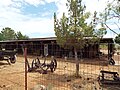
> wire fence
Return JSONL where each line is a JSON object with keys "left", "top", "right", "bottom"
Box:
{"left": 0, "top": 43, "right": 120, "bottom": 90}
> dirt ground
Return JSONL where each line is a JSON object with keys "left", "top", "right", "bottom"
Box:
{"left": 0, "top": 55, "right": 120, "bottom": 90}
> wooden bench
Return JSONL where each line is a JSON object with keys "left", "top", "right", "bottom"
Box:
{"left": 100, "top": 70, "right": 119, "bottom": 80}
{"left": 98, "top": 70, "right": 120, "bottom": 85}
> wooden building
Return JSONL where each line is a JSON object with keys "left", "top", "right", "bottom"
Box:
{"left": 0, "top": 37, "right": 114, "bottom": 58}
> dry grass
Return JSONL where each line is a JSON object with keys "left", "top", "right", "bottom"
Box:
{"left": 0, "top": 55, "right": 120, "bottom": 90}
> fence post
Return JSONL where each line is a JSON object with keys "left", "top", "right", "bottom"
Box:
{"left": 24, "top": 48, "right": 27, "bottom": 90}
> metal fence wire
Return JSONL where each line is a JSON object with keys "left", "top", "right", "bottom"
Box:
{"left": 0, "top": 43, "right": 120, "bottom": 90}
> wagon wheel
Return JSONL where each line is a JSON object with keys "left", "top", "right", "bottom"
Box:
{"left": 40, "top": 63, "right": 49, "bottom": 72}
{"left": 10, "top": 55, "right": 17, "bottom": 64}
{"left": 31, "top": 58, "right": 41, "bottom": 69}
{"left": 40, "top": 61, "right": 57, "bottom": 73}
{"left": 109, "top": 58, "right": 115, "bottom": 65}
{"left": 26, "top": 59, "right": 33, "bottom": 72}
{"left": 50, "top": 59, "right": 57, "bottom": 72}
{"left": 35, "top": 58, "right": 41, "bottom": 66}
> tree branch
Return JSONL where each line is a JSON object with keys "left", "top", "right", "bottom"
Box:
{"left": 104, "top": 23, "right": 119, "bottom": 35}
{"left": 114, "top": 22, "right": 120, "bottom": 31}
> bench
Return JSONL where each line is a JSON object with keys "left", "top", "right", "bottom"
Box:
{"left": 98, "top": 70, "right": 120, "bottom": 85}
{"left": 100, "top": 70, "right": 119, "bottom": 80}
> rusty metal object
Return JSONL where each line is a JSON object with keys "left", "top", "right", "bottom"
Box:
{"left": 26, "top": 57, "right": 57, "bottom": 74}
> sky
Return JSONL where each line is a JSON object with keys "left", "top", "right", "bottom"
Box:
{"left": 0, "top": 0, "right": 119, "bottom": 38}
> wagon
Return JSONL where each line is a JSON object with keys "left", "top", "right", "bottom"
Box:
{"left": 0, "top": 50, "right": 17, "bottom": 64}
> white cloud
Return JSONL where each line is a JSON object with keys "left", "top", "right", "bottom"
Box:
{"left": 0, "top": 0, "right": 118, "bottom": 38}
{"left": 0, "top": 0, "right": 54, "bottom": 37}
{"left": 55, "top": 0, "right": 68, "bottom": 18}
{"left": 0, "top": 0, "right": 66, "bottom": 38}
{"left": 0, "top": 13, "right": 54, "bottom": 36}
{"left": 83, "top": 0, "right": 105, "bottom": 13}
{"left": 0, "top": 0, "right": 13, "bottom": 6}
{"left": 44, "top": 0, "right": 56, "bottom": 3}
{"left": 24, "top": 0, "right": 45, "bottom": 6}
{"left": 44, "top": 0, "right": 68, "bottom": 18}
{"left": 19, "top": 18, "right": 54, "bottom": 33}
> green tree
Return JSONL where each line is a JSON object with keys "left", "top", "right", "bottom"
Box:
{"left": 100, "top": 0, "right": 120, "bottom": 44}
{"left": 1, "top": 27, "right": 16, "bottom": 40}
{"left": 54, "top": 0, "right": 106, "bottom": 76}
{"left": 106, "top": 0, "right": 120, "bottom": 19}
{"left": 0, "top": 27, "right": 29, "bottom": 41}
{"left": 99, "top": 0, "right": 119, "bottom": 21}
{"left": 16, "top": 31, "right": 29, "bottom": 40}
{"left": 109, "top": 0, "right": 120, "bottom": 44}
{"left": 0, "top": 33, "right": 4, "bottom": 41}
{"left": 115, "top": 34, "right": 120, "bottom": 44}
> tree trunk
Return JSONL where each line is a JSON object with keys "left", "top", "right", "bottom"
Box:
{"left": 74, "top": 48, "right": 79, "bottom": 77}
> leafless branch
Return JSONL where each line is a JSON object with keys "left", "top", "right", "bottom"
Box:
{"left": 104, "top": 23, "right": 119, "bottom": 35}
{"left": 114, "top": 22, "right": 120, "bottom": 31}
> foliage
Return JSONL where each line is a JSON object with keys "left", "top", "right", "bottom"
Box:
{"left": 0, "top": 27, "right": 29, "bottom": 41}
{"left": 1, "top": 27, "right": 17, "bottom": 40}
{"left": 99, "top": 0, "right": 120, "bottom": 44}
{"left": 16, "top": 31, "right": 29, "bottom": 40}
{"left": 99, "top": 0, "right": 120, "bottom": 22}
{"left": 54, "top": 0, "right": 107, "bottom": 50}
{"left": 54, "top": 0, "right": 106, "bottom": 76}
{"left": 54, "top": 0, "right": 106, "bottom": 50}
{"left": 99, "top": 0, "right": 120, "bottom": 37}
{"left": 115, "top": 34, "right": 120, "bottom": 44}
{"left": 0, "top": 33, "right": 4, "bottom": 41}
{"left": 100, "top": 44, "right": 108, "bottom": 50}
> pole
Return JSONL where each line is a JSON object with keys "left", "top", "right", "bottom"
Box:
{"left": 24, "top": 48, "right": 27, "bottom": 90}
